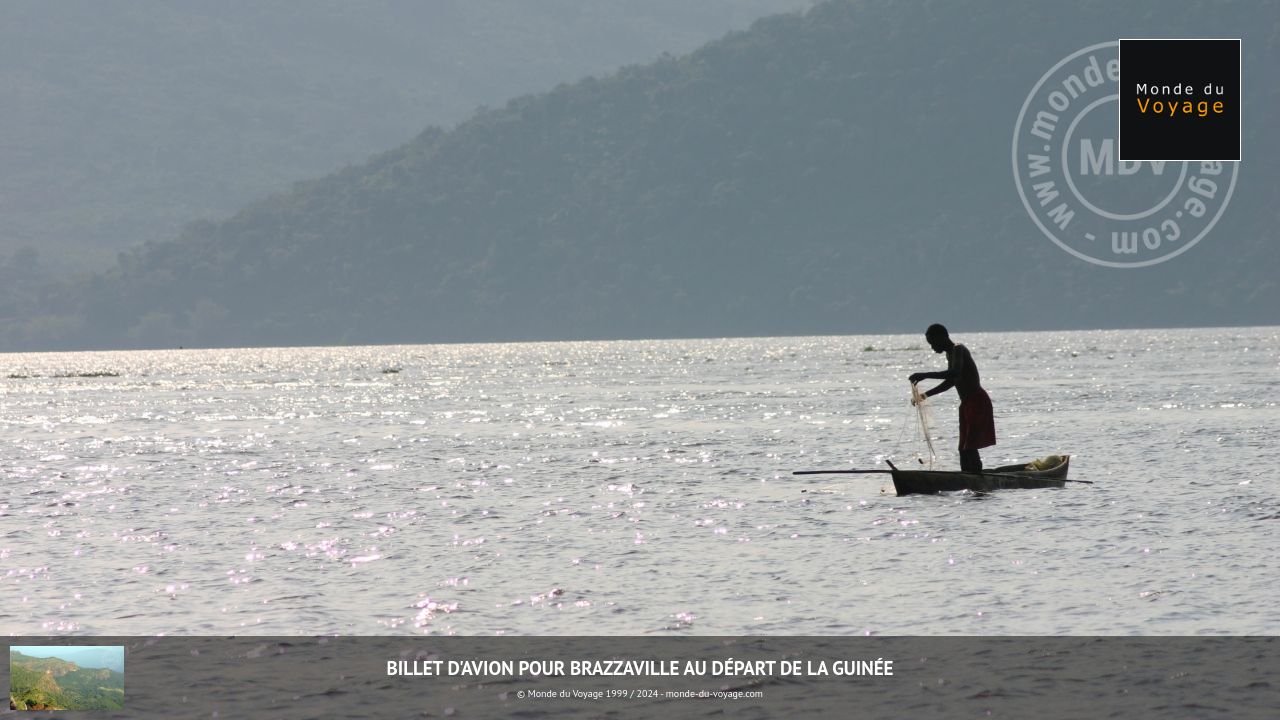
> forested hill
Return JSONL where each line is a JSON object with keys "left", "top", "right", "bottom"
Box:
{"left": 9, "top": 651, "right": 125, "bottom": 711}
{"left": 4, "top": 0, "right": 1276, "bottom": 350}
{"left": 0, "top": 0, "right": 808, "bottom": 272}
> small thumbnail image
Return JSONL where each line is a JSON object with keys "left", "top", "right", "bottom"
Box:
{"left": 10, "top": 646, "right": 125, "bottom": 711}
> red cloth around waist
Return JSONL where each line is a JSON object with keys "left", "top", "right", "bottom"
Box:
{"left": 958, "top": 388, "right": 996, "bottom": 451}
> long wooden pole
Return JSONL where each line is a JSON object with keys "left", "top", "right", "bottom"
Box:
{"left": 791, "top": 469, "right": 892, "bottom": 475}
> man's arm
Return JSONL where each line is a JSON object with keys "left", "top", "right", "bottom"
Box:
{"left": 924, "top": 378, "right": 954, "bottom": 398}
{"left": 909, "top": 370, "right": 948, "bottom": 382}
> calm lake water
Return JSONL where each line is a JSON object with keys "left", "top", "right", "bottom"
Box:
{"left": 1, "top": 328, "right": 1276, "bottom": 635}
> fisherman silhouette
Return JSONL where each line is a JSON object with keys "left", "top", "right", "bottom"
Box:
{"left": 908, "top": 324, "right": 995, "bottom": 473}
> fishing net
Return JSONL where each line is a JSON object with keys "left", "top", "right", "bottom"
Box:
{"left": 910, "top": 382, "right": 937, "bottom": 469}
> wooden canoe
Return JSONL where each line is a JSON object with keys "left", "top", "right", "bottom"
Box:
{"left": 889, "top": 455, "right": 1070, "bottom": 495}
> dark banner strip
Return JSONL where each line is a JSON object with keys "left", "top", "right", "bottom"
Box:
{"left": 5, "top": 637, "right": 1277, "bottom": 718}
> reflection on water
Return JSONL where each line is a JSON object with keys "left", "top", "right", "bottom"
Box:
{"left": 1, "top": 327, "right": 1276, "bottom": 634}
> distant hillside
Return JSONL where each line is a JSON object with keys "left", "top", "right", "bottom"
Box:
{"left": 9, "top": 651, "right": 125, "bottom": 711}
{"left": 2, "top": 0, "right": 1276, "bottom": 350}
{"left": 0, "top": 0, "right": 810, "bottom": 272}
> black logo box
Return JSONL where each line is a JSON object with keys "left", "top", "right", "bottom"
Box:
{"left": 1119, "top": 38, "right": 1241, "bottom": 161}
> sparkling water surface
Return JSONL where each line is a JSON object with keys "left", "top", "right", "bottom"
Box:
{"left": 2, "top": 328, "right": 1276, "bottom": 635}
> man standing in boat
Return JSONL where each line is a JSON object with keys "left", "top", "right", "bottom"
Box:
{"left": 908, "top": 324, "right": 995, "bottom": 473}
